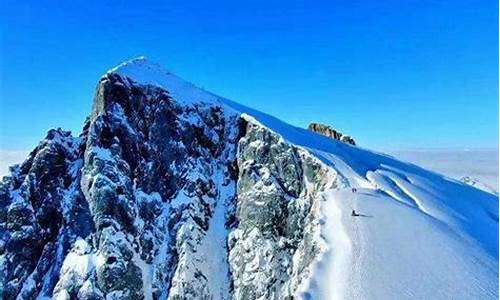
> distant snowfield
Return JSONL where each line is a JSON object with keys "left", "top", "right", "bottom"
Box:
{"left": 387, "top": 149, "right": 498, "bottom": 192}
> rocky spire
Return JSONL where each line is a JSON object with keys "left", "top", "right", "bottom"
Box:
{"left": 308, "top": 122, "right": 356, "bottom": 145}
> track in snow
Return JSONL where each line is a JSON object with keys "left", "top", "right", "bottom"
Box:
{"left": 304, "top": 186, "right": 498, "bottom": 300}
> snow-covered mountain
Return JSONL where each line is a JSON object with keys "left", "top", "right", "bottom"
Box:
{"left": 0, "top": 58, "right": 497, "bottom": 300}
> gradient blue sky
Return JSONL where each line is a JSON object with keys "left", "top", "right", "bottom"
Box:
{"left": 1, "top": 0, "right": 498, "bottom": 151}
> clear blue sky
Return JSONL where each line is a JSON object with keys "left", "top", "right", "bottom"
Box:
{"left": 0, "top": 0, "right": 498, "bottom": 151}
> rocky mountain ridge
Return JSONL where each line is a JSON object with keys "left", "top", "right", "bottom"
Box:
{"left": 0, "top": 59, "right": 339, "bottom": 299}
{"left": 0, "top": 58, "right": 497, "bottom": 300}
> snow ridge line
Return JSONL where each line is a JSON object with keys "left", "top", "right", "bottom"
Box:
{"left": 293, "top": 147, "right": 355, "bottom": 300}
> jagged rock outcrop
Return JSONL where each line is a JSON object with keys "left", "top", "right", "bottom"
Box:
{"left": 0, "top": 129, "right": 85, "bottom": 299}
{"left": 0, "top": 59, "right": 337, "bottom": 299}
{"left": 228, "top": 118, "right": 334, "bottom": 299}
{"left": 308, "top": 123, "right": 356, "bottom": 145}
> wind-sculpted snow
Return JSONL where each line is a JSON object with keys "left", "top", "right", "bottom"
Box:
{"left": 0, "top": 58, "right": 497, "bottom": 299}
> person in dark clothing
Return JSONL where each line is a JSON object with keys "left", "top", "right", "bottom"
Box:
{"left": 351, "top": 209, "right": 359, "bottom": 217}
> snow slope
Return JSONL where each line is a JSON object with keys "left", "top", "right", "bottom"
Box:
{"left": 304, "top": 188, "right": 497, "bottom": 300}
{"left": 112, "top": 58, "right": 498, "bottom": 299}
{"left": 225, "top": 98, "right": 499, "bottom": 300}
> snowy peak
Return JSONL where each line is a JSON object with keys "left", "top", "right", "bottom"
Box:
{"left": 106, "top": 57, "right": 223, "bottom": 107}
{"left": 107, "top": 56, "right": 176, "bottom": 90}
{"left": 108, "top": 56, "right": 168, "bottom": 75}
{"left": 0, "top": 59, "right": 497, "bottom": 300}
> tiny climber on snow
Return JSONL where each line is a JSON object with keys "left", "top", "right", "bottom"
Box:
{"left": 351, "top": 187, "right": 359, "bottom": 216}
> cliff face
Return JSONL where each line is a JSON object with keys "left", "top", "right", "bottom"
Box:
{"left": 229, "top": 119, "right": 334, "bottom": 299}
{"left": 307, "top": 123, "right": 356, "bottom": 145}
{"left": 0, "top": 60, "right": 336, "bottom": 300}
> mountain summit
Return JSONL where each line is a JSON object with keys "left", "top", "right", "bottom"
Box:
{"left": 0, "top": 58, "right": 498, "bottom": 300}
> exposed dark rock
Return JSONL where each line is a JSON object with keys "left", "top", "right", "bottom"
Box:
{"left": 0, "top": 62, "right": 337, "bottom": 300}
{"left": 227, "top": 119, "right": 332, "bottom": 299}
{"left": 308, "top": 122, "right": 356, "bottom": 145}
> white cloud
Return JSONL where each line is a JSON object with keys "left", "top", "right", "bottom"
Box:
{"left": 387, "top": 149, "right": 499, "bottom": 191}
{"left": 0, "top": 150, "right": 30, "bottom": 178}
